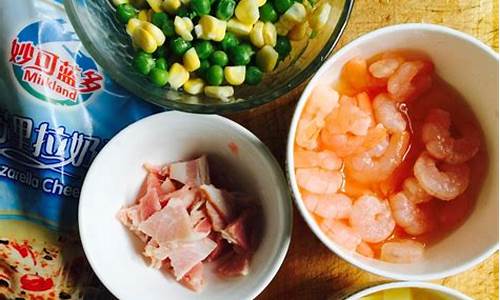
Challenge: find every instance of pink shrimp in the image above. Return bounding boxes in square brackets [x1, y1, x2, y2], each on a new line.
[402, 177, 432, 204]
[295, 167, 343, 194]
[422, 108, 480, 164]
[294, 147, 342, 171]
[302, 192, 352, 219]
[414, 152, 470, 201]
[320, 130, 365, 157]
[356, 92, 375, 126]
[380, 240, 424, 263]
[349, 195, 395, 243]
[389, 192, 435, 235]
[296, 85, 339, 150]
[345, 131, 410, 183]
[368, 58, 402, 79]
[387, 60, 433, 101]
[373, 93, 407, 133]
[321, 219, 361, 251]
[324, 96, 372, 136]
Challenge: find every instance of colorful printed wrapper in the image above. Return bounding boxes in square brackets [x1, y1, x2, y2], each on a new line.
[0, 0, 161, 298]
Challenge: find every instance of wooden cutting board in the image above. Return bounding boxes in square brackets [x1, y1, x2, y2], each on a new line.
[228, 1, 499, 299]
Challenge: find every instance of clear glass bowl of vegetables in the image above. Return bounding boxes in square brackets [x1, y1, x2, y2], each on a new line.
[64, 0, 353, 113]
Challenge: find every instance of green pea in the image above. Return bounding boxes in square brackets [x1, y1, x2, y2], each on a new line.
[133, 51, 155, 75]
[272, 0, 293, 14]
[245, 66, 263, 85]
[229, 43, 254, 65]
[170, 37, 192, 56]
[151, 12, 169, 28]
[177, 6, 197, 18]
[194, 40, 215, 60]
[275, 35, 291, 59]
[198, 59, 211, 77]
[216, 0, 236, 20]
[155, 57, 168, 70]
[220, 32, 239, 52]
[259, 2, 278, 22]
[191, 0, 211, 15]
[149, 67, 169, 87]
[206, 65, 224, 85]
[210, 50, 229, 66]
[162, 20, 176, 37]
[116, 4, 136, 24]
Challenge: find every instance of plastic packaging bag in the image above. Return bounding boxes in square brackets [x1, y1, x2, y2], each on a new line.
[0, 0, 161, 298]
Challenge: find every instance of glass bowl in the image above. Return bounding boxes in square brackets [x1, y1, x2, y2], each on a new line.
[64, 0, 353, 113]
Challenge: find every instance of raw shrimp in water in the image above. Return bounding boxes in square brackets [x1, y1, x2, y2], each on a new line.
[296, 167, 343, 194]
[402, 177, 432, 204]
[294, 148, 342, 171]
[389, 192, 435, 235]
[296, 85, 339, 150]
[380, 240, 425, 263]
[349, 195, 395, 243]
[414, 152, 470, 201]
[372, 93, 407, 133]
[302, 192, 352, 219]
[422, 108, 480, 164]
[387, 60, 433, 101]
[321, 219, 361, 251]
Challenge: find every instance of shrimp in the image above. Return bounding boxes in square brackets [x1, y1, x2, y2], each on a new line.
[320, 130, 365, 157]
[296, 85, 339, 149]
[342, 57, 385, 92]
[345, 131, 410, 183]
[349, 195, 395, 243]
[373, 93, 407, 133]
[387, 60, 433, 101]
[362, 124, 390, 157]
[356, 92, 375, 126]
[414, 152, 470, 201]
[295, 167, 343, 194]
[368, 58, 402, 79]
[321, 219, 361, 251]
[294, 147, 342, 171]
[402, 177, 432, 204]
[356, 241, 375, 258]
[380, 240, 424, 263]
[302, 192, 352, 219]
[389, 192, 435, 235]
[324, 96, 372, 136]
[422, 108, 480, 164]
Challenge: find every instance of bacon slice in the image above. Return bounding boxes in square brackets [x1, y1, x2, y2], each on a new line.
[180, 263, 205, 292]
[166, 238, 217, 280]
[169, 156, 210, 187]
[200, 184, 234, 221]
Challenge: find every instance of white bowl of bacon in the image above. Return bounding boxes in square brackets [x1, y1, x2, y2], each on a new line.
[287, 24, 498, 280]
[79, 111, 292, 300]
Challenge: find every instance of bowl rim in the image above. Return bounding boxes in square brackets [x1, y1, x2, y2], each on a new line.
[343, 281, 473, 300]
[286, 23, 499, 281]
[79, 111, 293, 299]
[63, 0, 354, 113]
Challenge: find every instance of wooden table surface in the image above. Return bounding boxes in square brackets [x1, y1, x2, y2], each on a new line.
[228, 1, 499, 299]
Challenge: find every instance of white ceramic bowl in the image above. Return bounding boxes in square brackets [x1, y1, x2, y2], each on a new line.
[80, 111, 292, 300]
[287, 24, 499, 280]
[340, 281, 472, 300]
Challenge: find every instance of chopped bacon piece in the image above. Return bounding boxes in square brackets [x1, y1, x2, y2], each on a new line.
[143, 240, 169, 269]
[161, 178, 177, 194]
[205, 233, 227, 262]
[138, 188, 161, 221]
[220, 210, 252, 251]
[200, 184, 234, 221]
[169, 156, 210, 187]
[205, 201, 227, 231]
[216, 252, 250, 277]
[180, 263, 205, 292]
[166, 238, 217, 280]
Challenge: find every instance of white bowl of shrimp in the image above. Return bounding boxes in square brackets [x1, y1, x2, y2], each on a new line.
[287, 23, 498, 281]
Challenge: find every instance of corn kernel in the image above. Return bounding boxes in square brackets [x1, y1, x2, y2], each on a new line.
[235, 0, 260, 25]
[126, 18, 143, 36]
[256, 45, 278, 72]
[196, 16, 227, 41]
[263, 22, 277, 46]
[275, 2, 306, 35]
[256, 0, 266, 6]
[138, 9, 149, 22]
[184, 78, 205, 95]
[249, 21, 265, 48]
[224, 66, 246, 85]
[204, 86, 234, 100]
[141, 22, 166, 46]
[180, 0, 191, 5]
[183, 48, 201, 71]
[309, 2, 332, 31]
[162, 0, 181, 14]
[112, 0, 129, 6]
[288, 21, 309, 41]
[132, 27, 158, 53]
[168, 63, 190, 89]
[174, 16, 194, 41]
[146, 0, 163, 12]
[227, 18, 253, 36]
